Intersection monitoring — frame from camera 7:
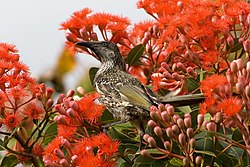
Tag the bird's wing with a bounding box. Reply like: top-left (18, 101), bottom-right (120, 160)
top-left (118, 72), bottom-right (158, 110)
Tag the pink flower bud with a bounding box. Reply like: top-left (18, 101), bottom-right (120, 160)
top-left (186, 128), bottom-right (194, 138)
top-left (164, 141), bottom-right (171, 151)
top-left (245, 85), bottom-right (250, 97)
top-left (154, 126), bottom-right (162, 137)
top-left (243, 40), bottom-right (250, 53)
top-left (141, 37), bottom-right (149, 45)
top-left (172, 73), bottom-right (181, 81)
top-left (56, 94), bottom-right (65, 104)
top-left (65, 33), bottom-right (75, 42)
top-left (215, 112), bottom-right (223, 124)
top-left (144, 31), bottom-right (151, 39)
top-left (172, 124), bottom-right (180, 135)
top-left (178, 133), bottom-right (186, 146)
top-left (71, 155), bottom-right (79, 164)
top-left (238, 37), bottom-right (244, 44)
top-left (161, 111), bottom-right (169, 122)
top-left (173, 114), bottom-right (180, 123)
top-left (153, 25), bottom-right (159, 35)
top-left (148, 137), bottom-right (157, 147)
top-left (54, 115), bottom-right (68, 125)
top-left (141, 149), bottom-right (151, 157)
top-left (148, 120), bottom-right (157, 127)
top-left (166, 127), bottom-right (174, 138)
top-left (230, 61), bottom-right (238, 73)
top-left (54, 148), bottom-right (65, 159)
top-left (189, 138), bottom-right (196, 149)
top-left (236, 82), bottom-right (244, 94)
top-left (66, 90), bottom-right (75, 98)
top-left (247, 13), bottom-right (250, 25)
top-left (235, 58), bottom-right (244, 71)
top-left (247, 62), bottom-right (250, 74)
top-left (163, 71), bottom-right (173, 79)
top-left (150, 110), bottom-right (161, 121)
top-left (187, 67), bottom-right (196, 76)
top-left (226, 36), bottom-right (234, 48)
top-left (184, 117), bottom-right (192, 128)
top-left (143, 134), bottom-right (150, 142)
top-left (69, 101), bottom-right (79, 111)
top-left (195, 156), bottom-right (203, 166)
top-left (161, 62), bottom-right (171, 71)
top-left (176, 62), bottom-right (186, 72)
top-left (90, 32), bottom-right (98, 41)
top-left (66, 108), bottom-right (77, 119)
top-left (46, 99), bottom-right (54, 109)
top-left (45, 88), bottom-right (54, 99)
top-left (183, 157), bottom-right (190, 166)
top-left (59, 159), bottom-right (69, 167)
top-left (206, 122), bottom-right (216, 131)
top-left (179, 34), bottom-right (188, 44)
top-left (197, 114), bottom-right (204, 126)
top-left (61, 138), bottom-right (71, 149)
top-left (166, 105), bottom-right (175, 116)
top-left (226, 69), bottom-right (234, 85)
top-left (177, 118), bottom-right (185, 130)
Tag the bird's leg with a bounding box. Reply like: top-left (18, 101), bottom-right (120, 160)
top-left (138, 122), bottom-right (145, 150)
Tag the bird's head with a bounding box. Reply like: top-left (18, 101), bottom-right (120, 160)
top-left (75, 41), bottom-right (122, 63)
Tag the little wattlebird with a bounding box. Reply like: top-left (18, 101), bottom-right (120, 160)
top-left (75, 41), bottom-right (205, 148)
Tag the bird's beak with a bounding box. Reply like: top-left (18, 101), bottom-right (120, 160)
top-left (75, 41), bottom-right (101, 61)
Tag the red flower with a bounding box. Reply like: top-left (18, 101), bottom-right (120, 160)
top-left (77, 92), bottom-right (104, 123)
top-left (200, 74), bottom-right (228, 97)
top-left (218, 97), bottom-right (242, 116)
top-left (43, 137), bottom-right (61, 161)
top-left (3, 114), bottom-right (22, 129)
top-left (22, 102), bottom-right (44, 119)
top-left (57, 124), bottom-right (77, 139)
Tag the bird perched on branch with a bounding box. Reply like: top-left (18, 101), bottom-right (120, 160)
top-left (75, 41), bottom-right (205, 148)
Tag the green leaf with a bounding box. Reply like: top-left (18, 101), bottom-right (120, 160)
top-left (42, 122), bottom-right (58, 145)
top-left (132, 154), bottom-right (168, 167)
top-left (126, 44), bottom-right (145, 66)
top-left (0, 155), bottom-right (18, 167)
top-left (108, 126), bottom-right (138, 144)
top-left (185, 78), bottom-right (199, 93)
top-left (195, 150), bottom-right (216, 157)
top-left (218, 140), bottom-right (244, 159)
top-left (0, 139), bottom-right (4, 151)
top-left (226, 37), bottom-right (243, 53)
top-left (169, 158), bottom-right (183, 167)
top-left (89, 67), bottom-right (99, 86)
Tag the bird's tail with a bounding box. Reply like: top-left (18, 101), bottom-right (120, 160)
top-left (159, 93), bottom-right (205, 107)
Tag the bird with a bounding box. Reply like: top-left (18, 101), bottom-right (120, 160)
top-left (75, 41), bottom-right (205, 148)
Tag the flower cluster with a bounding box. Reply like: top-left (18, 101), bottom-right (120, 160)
top-left (43, 88), bottom-right (119, 166)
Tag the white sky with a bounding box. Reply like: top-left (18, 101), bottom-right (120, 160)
top-left (0, 0), bottom-right (150, 78)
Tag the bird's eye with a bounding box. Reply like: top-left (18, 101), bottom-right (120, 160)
top-left (102, 43), bottom-right (107, 47)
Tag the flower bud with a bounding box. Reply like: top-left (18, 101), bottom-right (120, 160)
top-left (65, 33), bottom-right (75, 42)
top-left (66, 108), bottom-right (77, 119)
top-left (146, 45), bottom-right (153, 54)
top-left (166, 105), bottom-right (175, 117)
top-left (45, 88), bottom-right (54, 99)
top-left (206, 122), bottom-right (216, 131)
top-left (226, 36), bottom-right (234, 48)
top-left (148, 120), bottom-right (157, 127)
top-left (141, 149), bottom-right (151, 157)
top-left (161, 111), bottom-right (169, 122)
top-left (236, 82), bottom-right (244, 94)
top-left (187, 67), bottom-right (196, 76)
top-left (163, 71), bottom-right (173, 79)
top-left (243, 40), bottom-right (250, 53)
top-left (163, 141), bottom-right (170, 151)
top-left (177, 118), bottom-right (185, 130)
top-left (46, 99), bottom-right (54, 109)
top-left (61, 138), bottom-right (71, 149)
top-left (69, 101), bottom-right (79, 111)
top-left (148, 137), bottom-right (157, 147)
top-left (195, 156), bottom-right (203, 166)
top-left (143, 134), bottom-right (150, 142)
top-left (235, 58), bottom-right (244, 71)
top-left (59, 159), bottom-right (69, 167)
top-left (153, 25), bottom-right (159, 35)
top-left (54, 148), bottom-right (65, 159)
top-left (184, 117), bottom-right (192, 128)
top-left (226, 69), bottom-right (234, 85)
top-left (189, 138), bottom-right (196, 149)
top-left (54, 115), bottom-right (68, 125)
top-left (154, 126), bottom-right (162, 137)
top-left (161, 62), bottom-right (171, 72)
top-left (144, 31), bottom-right (151, 40)
top-left (178, 133), bottom-right (186, 146)
top-left (166, 127), bottom-right (174, 138)
top-left (142, 37), bottom-right (149, 45)
top-left (150, 110), bottom-right (161, 121)
top-left (183, 157), bottom-right (190, 167)
top-left (71, 155), bottom-right (79, 164)
top-left (177, 62), bottom-right (186, 72)
top-left (197, 114), bottom-right (204, 126)
top-left (90, 32), bottom-right (98, 41)
top-left (173, 114), bottom-right (180, 123)
top-left (172, 73), bottom-right (181, 81)
top-left (245, 85), bottom-right (250, 97)
top-left (66, 90), bottom-right (75, 97)
top-left (172, 124), bottom-right (180, 135)
top-left (186, 128), bottom-right (194, 138)
top-left (230, 61), bottom-right (238, 73)
top-left (56, 94), bottom-right (65, 104)
top-left (215, 112), bottom-right (223, 124)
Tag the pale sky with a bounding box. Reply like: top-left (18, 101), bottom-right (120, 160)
top-left (0, 0), bottom-right (150, 78)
